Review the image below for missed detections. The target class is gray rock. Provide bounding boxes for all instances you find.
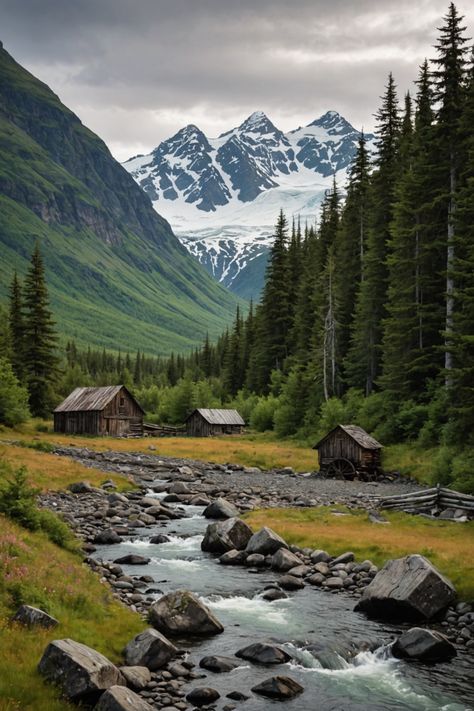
[325,576,344,589]
[168,482,191,495]
[199,655,240,673]
[307,573,325,586]
[38,638,124,702]
[246,553,266,567]
[203,498,239,519]
[392,627,457,662]
[94,685,154,710]
[94,529,122,544]
[236,642,292,665]
[12,604,58,629]
[149,590,224,636]
[68,481,95,493]
[150,534,170,544]
[271,548,301,572]
[123,628,177,670]
[201,517,252,554]
[310,550,331,564]
[355,555,457,621]
[118,666,151,690]
[113,554,150,565]
[260,588,288,601]
[313,562,330,575]
[251,675,304,699]
[219,549,247,565]
[279,575,305,590]
[245,527,288,556]
[331,552,355,566]
[186,687,220,706]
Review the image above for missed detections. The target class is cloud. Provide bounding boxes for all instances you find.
[1,0,472,160]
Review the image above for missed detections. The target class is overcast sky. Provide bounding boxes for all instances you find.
[1,0,473,161]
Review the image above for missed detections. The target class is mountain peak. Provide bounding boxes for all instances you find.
[308,110,354,135]
[238,110,278,134]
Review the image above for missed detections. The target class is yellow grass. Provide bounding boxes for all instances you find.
[0,422,317,472]
[0,443,134,492]
[244,506,474,601]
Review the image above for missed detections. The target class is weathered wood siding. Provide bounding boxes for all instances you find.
[54,387,143,436]
[185,412,243,437]
[318,426,380,468]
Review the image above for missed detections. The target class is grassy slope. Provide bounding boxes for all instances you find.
[244,506,474,601]
[0,448,143,711]
[0,43,242,354]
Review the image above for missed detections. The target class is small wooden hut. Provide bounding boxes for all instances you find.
[54,385,144,436]
[185,408,245,437]
[313,424,382,480]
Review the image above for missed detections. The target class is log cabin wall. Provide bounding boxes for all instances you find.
[102,389,143,436]
[318,428,363,466]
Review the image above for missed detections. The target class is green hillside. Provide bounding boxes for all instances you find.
[0,41,242,354]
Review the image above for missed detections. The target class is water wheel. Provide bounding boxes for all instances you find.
[326,458,356,480]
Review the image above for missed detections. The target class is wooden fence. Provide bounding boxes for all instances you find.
[367,484,474,515]
[142,423,186,437]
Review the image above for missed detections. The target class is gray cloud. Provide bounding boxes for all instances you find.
[1,0,473,160]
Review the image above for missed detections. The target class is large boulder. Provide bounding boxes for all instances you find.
[203,498,239,519]
[245,527,288,556]
[123,628,177,670]
[94,685,154,710]
[113,554,150,565]
[392,627,457,662]
[38,639,124,702]
[355,555,456,621]
[186,687,220,706]
[94,529,122,544]
[118,666,151,690]
[201,517,252,554]
[235,642,292,665]
[149,590,224,636]
[12,604,58,629]
[251,676,304,699]
[271,548,301,572]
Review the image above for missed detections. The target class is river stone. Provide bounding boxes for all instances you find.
[94,529,122,544]
[314,562,330,575]
[325,576,344,589]
[123,628,177,670]
[168,482,191,495]
[201,517,253,554]
[219,549,247,565]
[186,687,220,706]
[355,555,456,621]
[260,588,288,601]
[251,675,304,699]
[245,527,288,556]
[331,552,355,566]
[38,638,124,702]
[12,604,58,629]
[279,574,305,590]
[113,554,150,565]
[392,627,457,662]
[150,534,170,544]
[307,573,325,586]
[236,642,292,665]
[271,548,301,572]
[310,550,331,564]
[94,685,154,710]
[118,666,151,690]
[199,655,240,672]
[149,590,224,636]
[246,553,265,567]
[190,495,211,506]
[203,498,239,519]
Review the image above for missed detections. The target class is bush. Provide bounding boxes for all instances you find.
[432,446,474,493]
[250,396,278,432]
[0,358,30,426]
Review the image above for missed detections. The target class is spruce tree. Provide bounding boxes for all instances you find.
[432,2,469,379]
[8,273,25,381]
[345,73,401,394]
[23,244,58,417]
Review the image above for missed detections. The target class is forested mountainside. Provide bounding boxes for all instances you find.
[0,41,241,354]
[125,111,373,299]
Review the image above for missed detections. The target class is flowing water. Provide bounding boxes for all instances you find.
[94,493,474,710]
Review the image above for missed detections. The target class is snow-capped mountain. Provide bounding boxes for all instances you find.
[124,111,372,299]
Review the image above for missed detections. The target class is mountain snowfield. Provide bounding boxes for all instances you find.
[124,110,373,299]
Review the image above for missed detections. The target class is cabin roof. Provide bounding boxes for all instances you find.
[187,408,245,426]
[54,385,145,413]
[313,424,382,450]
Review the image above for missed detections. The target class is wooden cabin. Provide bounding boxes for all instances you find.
[185,408,245,437]
[313,424,383,480]
[54,385,144,436]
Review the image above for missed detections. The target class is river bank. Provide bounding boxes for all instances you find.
[34,446,474,710]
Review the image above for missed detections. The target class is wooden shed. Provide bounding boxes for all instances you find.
[185,408,245,437]
[54,385,144,436]
[313,424,383,480]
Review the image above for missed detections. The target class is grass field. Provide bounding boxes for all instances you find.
[0,422,437,481]
[244,506,474,601]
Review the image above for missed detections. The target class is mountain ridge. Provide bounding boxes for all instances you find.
[0,41,241,354]
[125,110,373,299]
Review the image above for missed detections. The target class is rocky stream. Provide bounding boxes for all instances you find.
[33,447,474,710]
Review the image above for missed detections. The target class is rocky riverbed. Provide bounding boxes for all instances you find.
[33,446,474,710]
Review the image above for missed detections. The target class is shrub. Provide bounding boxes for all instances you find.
[250,396,278,432]
[0,358,30,426]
